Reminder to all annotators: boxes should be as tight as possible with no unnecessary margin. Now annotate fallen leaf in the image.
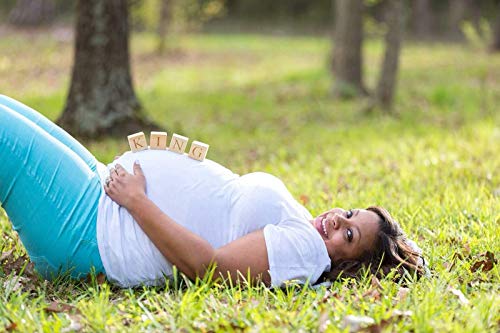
[321,290,343,303]
[45,301,79,314]
[0,248,14,261]
[371,276,383,290]
[318,311,330,333]
[365,323,383,333]
[3,276,30,293]
[362,278,382,302]
[299,194,310,205]
[61,314,83,333]
[470,251,497,273]
[23,262,36,278]
[341,315,375,333]
[447,252,465,272]
[96,272,107,285]
[365,309,413,333]
[448,286,470,305]
[362,288,381,302]
[464,242,471,253]
[4,322,17,331]
[122,318,133,327]
[392,309,413,318]
[396,287,410,302]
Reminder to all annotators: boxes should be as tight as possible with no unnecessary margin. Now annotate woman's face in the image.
[311,208,380,262]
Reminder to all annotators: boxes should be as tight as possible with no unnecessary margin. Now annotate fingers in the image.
[114,164,128,177]
[133,160,143,176]
[105,162,142,190]
[104,177,114,194]
[105,167,120,190]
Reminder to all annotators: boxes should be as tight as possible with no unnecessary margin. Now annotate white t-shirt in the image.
[96,150,330,287]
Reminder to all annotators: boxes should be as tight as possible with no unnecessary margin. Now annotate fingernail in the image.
[135,160,140,165]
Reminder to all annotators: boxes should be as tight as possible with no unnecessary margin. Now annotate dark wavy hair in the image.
[320,206,426,282]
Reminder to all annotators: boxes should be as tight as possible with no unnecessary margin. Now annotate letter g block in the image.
[188,141,209,161]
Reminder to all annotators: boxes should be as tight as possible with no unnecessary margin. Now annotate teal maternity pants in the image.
[0,95,104,279]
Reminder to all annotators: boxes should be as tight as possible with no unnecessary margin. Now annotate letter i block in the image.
[150,131,168,150]
[169,133,189,154]
[128,132,147,152]
[188,141,209,161]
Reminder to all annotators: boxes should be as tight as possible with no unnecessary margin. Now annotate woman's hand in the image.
[104,161,147,209]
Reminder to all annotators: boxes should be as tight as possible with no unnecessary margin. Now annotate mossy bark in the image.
[157,0,172,55]
[492,4,500,52]
[411,0,431,39]
[376,0,402,110]
[58,0,155,139]
[331,0,366,98]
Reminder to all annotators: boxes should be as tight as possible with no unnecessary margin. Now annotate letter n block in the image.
[150,131,168,150]
[169,133,189,154]
[188,141,209,161]
[128,132,147,152]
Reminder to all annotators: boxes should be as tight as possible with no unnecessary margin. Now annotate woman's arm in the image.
[104,162,271,285]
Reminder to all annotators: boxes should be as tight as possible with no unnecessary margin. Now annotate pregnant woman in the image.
[0,95,426,288]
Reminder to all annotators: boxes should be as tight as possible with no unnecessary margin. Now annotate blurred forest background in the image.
[2,0,500,38]
[0,1,499,331]
[0,0,499,138]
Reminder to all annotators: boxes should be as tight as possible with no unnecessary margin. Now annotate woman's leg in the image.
[0,104,104,279]
[0,95,97,172]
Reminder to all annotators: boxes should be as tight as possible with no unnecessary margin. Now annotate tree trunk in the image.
[8,0,55,27]
[491,3,500,52]
[375,0,402,110]
[157,0,172,55]
[331,0,366,98]
[58,0,155,139]
[448,0,468,40]
[411,0,431,39]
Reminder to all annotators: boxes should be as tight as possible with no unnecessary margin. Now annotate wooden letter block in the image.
[150,131,168,150]
[188,141,209,161]
[127,132,147,152]
[169,133,189,154]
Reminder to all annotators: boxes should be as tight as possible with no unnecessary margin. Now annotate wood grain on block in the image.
[188,141,209,161]
[169,133,189,154]
[127,132,147,152]
[150,131,168,150]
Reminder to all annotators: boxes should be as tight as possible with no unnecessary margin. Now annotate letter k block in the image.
[128,132,148,152]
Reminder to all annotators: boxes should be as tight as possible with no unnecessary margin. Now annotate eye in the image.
[346,228,353,242]
[346,209,354,219]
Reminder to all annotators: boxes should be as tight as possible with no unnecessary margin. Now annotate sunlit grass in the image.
[0,27,499,332]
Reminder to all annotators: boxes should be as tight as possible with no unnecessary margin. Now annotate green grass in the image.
[1,27,499,332]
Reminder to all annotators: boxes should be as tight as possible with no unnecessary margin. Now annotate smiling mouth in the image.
[321,217,328,237]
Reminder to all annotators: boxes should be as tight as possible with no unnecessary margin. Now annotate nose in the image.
[329,213,345,230]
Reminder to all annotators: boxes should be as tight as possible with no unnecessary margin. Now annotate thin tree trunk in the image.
[331,0,366,98]
[8,0,55,26]
[491,3,500,52]
[58,0,155,138]
[411,0,431,39]
[448,0,468,40]
[468,0,482,38]
[376,0,402,110]
[157,0,172,55]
